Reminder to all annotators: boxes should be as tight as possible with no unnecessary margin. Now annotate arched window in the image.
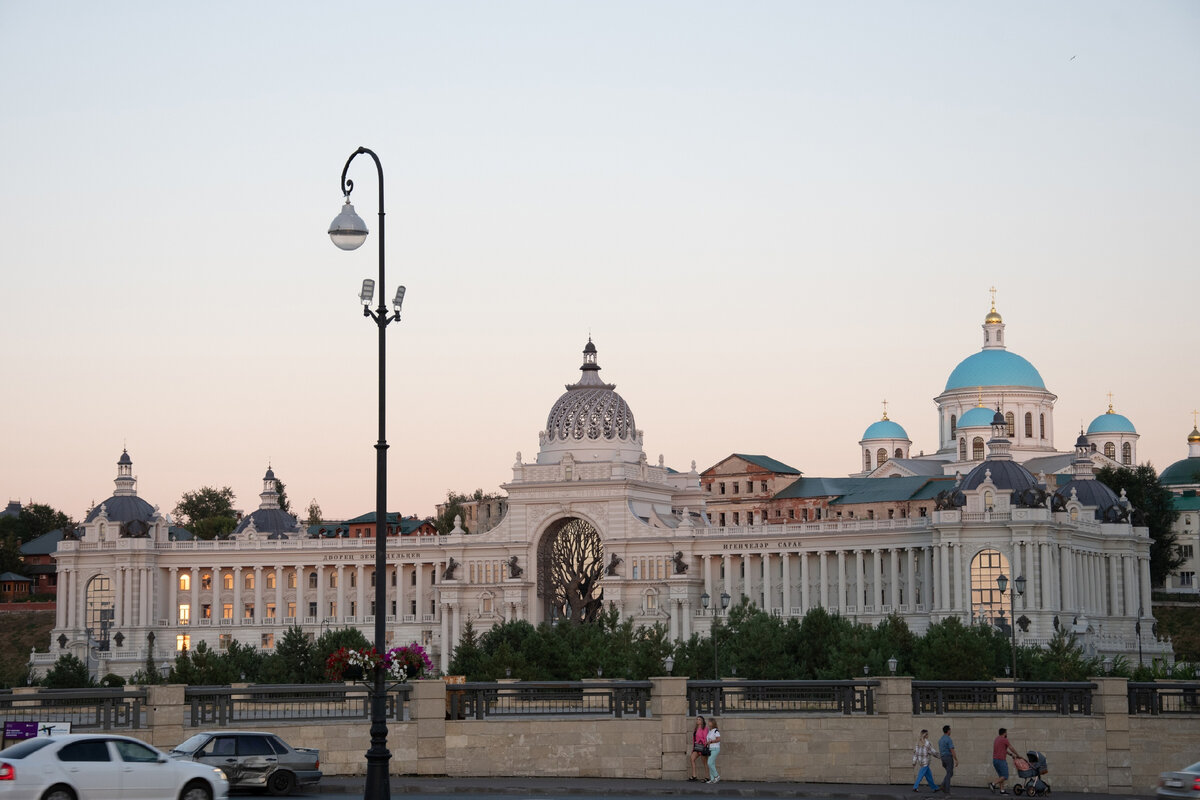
[1005,412,1015,437]
[222,572,233,590]
[244,572,254,590]
[85,575,115,646]
[959,438,967,460]
[950,414,957,436]
[201,572,212,590]
[1122,442,1132,465]
[329,572,337,588]
[1104,442,1116,459]
[969,548,1010,628]
[1039,414,1046,439]
[178,573,190,592]
[895,447,904,458]
[972,437,985,460]
[983,491,994,512]
[287,571,297,589]
[864,449,871,471]
[1024,412,1033,438]
[877,448,888,466]
[266,572,276,589]
[308,572,318,589]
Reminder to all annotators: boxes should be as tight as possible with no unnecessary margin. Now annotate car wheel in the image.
[267,770,297,796]
[179,780,213,800]
[41,786,76,800]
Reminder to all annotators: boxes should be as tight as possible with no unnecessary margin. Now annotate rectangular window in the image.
[261,633,274,649]
[888,509,895,519]
[308,602,317,618]
[243,604,254,619]
[1182,572,1195,587]
[816,508,822,520]
[1181,545,1195,560]
[286,602,296,618]
[201,573,212,590]
[202,603,212,619]
[632,564,640,579]
[218,634,231,651]
[801,509,808,521]
[719,513,726,526]
[761,481,768,492]
[789,509,795,519]
[705,483,712,493]
[482,597,493,614]
[775,510,781,517]
[732,482,739,493]
[222,603,233,619]
[223,573,233,590]
[329,573,337,588]
[719,482,726,495]
[176,634,190,651]
[733,512,740,525]
[177,604,190,624]
[266,573,276,589]
[646,594,658,610]
[919,507,928,517]
[287,572,297,589]
[266,603,276,618]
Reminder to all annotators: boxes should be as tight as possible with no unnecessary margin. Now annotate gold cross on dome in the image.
[989,286,997,310]
[882,399,889,420]
[1193,409,1199,428]
[1107,391,1114,413]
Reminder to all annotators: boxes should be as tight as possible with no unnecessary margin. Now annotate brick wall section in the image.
[94,678,1200,791]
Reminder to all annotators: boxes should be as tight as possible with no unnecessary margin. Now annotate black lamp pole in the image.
[329,146,404,800]
[996,573,1025,682]
[700,591,731,678]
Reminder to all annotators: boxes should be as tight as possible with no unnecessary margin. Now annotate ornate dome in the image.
[544,340,636,443]
[961,459,1039,494]
[862,418,908,441]
[1087,406,1137,434]
[1054,479,1123,520]
[85,449,157,524]
[945,350,1045,391]
[233,509,298,538]
[957,406,998,428]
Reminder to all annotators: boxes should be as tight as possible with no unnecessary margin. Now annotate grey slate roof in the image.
[19,529,65,556]
[732,454,802,474]
[84,495,156,524]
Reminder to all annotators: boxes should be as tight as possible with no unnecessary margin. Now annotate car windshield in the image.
[0,739,54,758]
[1186,762,1200,774]
[172,734,209,754]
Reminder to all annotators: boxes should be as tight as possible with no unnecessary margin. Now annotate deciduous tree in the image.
[1096,464,1183,586]
[174,486,236,528]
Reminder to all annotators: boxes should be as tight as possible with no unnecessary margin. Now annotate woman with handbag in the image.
[688,715,708,781]
[912,729,939,792]
[705,719,722,784]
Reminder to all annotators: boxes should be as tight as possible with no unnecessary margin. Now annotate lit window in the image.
[179,574,190,592]
[222,603,233,619]
[243,604,254,619]
[176,634,190,651]
[646,593,658,610]
[218,634,231,651]
[266,572,276,589]
[177,604,190,624]
[261,633,274,649]
[287,572,297,589]
[201,573,212,590]
[266,603,276,618]
[244,573,254,590]
[222,573,233,590]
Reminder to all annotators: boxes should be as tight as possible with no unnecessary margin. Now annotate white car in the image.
[0,733,228,800]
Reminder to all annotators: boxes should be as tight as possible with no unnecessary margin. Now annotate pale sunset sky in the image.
[2,2,1197,524]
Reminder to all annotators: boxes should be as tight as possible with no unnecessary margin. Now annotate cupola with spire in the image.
[1160,413,1200,488]
[233,465,300,538]
[84,449,157,524]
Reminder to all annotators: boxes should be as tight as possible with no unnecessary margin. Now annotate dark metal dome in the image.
[962,459,1039,494]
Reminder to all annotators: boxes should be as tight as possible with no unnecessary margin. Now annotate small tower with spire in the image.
[113,449,138,497]
[982,287,1006,350]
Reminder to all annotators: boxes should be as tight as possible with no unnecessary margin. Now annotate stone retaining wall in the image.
[111,678,1200,793]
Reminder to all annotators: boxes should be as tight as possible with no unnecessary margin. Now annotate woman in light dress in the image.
[705,719,722,784]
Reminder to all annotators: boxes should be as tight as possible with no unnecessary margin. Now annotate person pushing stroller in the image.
[989,728,1020,794]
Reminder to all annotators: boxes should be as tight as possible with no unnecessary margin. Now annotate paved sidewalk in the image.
[312,775,1155,799]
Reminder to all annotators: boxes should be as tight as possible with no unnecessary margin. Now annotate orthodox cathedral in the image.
[40,303,1170,679]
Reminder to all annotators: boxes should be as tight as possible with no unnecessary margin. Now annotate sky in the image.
[2,2,1198,524]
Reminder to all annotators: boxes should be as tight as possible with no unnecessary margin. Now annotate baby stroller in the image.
[1012,751,1050,796]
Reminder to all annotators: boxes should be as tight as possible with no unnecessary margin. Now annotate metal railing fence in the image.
[1128,682,1200,715]
[912,682,1096,715]
[687,680,877,716]
[0,687,145,730]
[446,681,652,719]
[184,683,411,727]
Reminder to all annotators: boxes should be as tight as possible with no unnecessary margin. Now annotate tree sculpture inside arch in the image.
[538,517,604,623]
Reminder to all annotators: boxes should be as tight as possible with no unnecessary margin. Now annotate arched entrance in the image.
[85,575,115,650]
[537,517,604,623]
[969,548,1011,628]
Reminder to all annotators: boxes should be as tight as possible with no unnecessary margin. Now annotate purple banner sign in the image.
[3,721,37,740]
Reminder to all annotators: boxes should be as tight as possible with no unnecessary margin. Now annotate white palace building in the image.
[39,325,1169,678]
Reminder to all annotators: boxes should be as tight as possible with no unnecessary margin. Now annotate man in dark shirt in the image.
[938,725,958,795]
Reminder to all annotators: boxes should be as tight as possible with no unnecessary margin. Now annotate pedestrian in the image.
[688,715,707,781]
[989,728,1020,794]
[938,724,958,795]
[912,729,939,792]
[705,719,721,784]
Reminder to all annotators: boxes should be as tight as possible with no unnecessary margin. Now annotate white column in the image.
[855,550,865,610]
[703,555,713,599]
[889,549,900,609]
[818,552,828,608]
[743,554,754,606]
[800,552,810,612]
[1108,555,1120,617]
[1011,542,1023,616]
[1139,555,1152,618]
[922,547,932,610]
[169,568,178,625]
[1124,555,1137,617]
[939,543,951,612]
[295,563,305,621]
[669,600,679,641]
[954,544,965,612]
[762,553,773,610]
[439,602,450,671]
[905,548,915,608]
[722,555,732,600]
[190,567,200,624]
[315,564,325,622]
[233,567,243,622]
[781,552,792,614]
[274,567,283,621]
[124,566,133,627]
[1060,548,1073,614]
[251,567,262,622]
[356,564,365,620]
[56,569,67,629]
[682,598,691,640]
[837,550,848,611]
[415,562,425,620]
[1040,544,1052,611]
[452,602,462,648]
[875,549,885,610]
[115,567,125,628]
[335,565,345,620]
[396,563,405,619]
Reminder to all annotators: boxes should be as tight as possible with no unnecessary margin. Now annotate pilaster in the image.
[413,679,447,776]
[651,676,688,781]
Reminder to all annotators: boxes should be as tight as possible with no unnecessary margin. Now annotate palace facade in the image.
[40,323,1170,678]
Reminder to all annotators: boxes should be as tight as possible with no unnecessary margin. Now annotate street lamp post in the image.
[699,591,731,678]
[329,147,405,800]
[996,573,1025,682]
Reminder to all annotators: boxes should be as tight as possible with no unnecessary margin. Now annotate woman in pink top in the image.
[688,715,708,781]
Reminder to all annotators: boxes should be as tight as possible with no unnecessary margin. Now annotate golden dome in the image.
[1188,426,1200,444]
[984,307,1003,324]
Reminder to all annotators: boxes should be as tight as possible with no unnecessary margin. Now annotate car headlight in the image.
[213,768,227,781]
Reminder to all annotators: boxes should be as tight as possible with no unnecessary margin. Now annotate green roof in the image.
[732,454,802,474]
[775,476,955,504]
[19,529,65,556]
[1172,493,1200,512]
